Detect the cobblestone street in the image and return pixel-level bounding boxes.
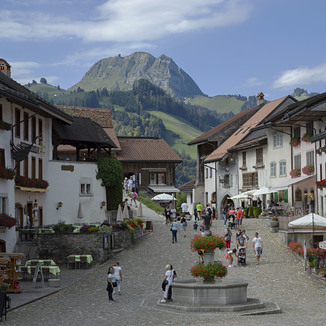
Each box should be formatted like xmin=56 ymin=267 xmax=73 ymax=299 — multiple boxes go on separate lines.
xmin=7 ymin=208 xmax=326 ymax=326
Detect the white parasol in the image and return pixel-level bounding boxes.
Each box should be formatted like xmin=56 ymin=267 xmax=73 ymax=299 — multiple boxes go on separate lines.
xmin=137 ymin=202 xmax=143 ymax=218
xmin=116 ymin=204 xmax=123 ymax=222
xmin=122 ymin=203 xmax=129 ymax=220
xmin=152 ymin=193 xmax=175 ymax=201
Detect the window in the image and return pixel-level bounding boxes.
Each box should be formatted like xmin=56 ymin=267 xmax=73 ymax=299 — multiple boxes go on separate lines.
xmin=306 ymin=151 xmax=314 ymax=167
xmin=149 ymin=172 xmax=166 ymax=185
xmin=205 ymin=168 xmax=208 ymax=179
xmin=256 ymin=148 xmax=263 ymax=164
xmin=15 ymin=108 xmax=20 ymax=138
xmin=209 ymin=168 xmax=212 ymax=178
xmin=294 ymin=155 xmax=301 ymax=170
xmin=0 ymin=149 xmax=4 ymax=168
xmin=80 ymin=178 xmax=92 ymax=196
xmin=0 ymin=197 xmax=8 ymax=214
xmin=280 ymin=160 xmax=286 ymax=176
xmin=24 ymin=157 xmax=28 ymax=177
xmin=293 ymin=126 xmax=301 ymax=139
xmin=31 ymin=157 xmax=36 ymax=179
xmin=23 ymin=112 xmax=29 ymax=140
xmin=31 ymin=116 xmax=36 ymax=141
xmin=295 ymin=189 xmax=302 ymax=202
xmin=242 ymin=172 xmax=258 ymax=187
xmin=39 ymin=158 xmax=43 ymax=179
xmin=223 ymin=174 xmax=233 ymax=188
xmin=0 ymin=104 xmax=2 ymax=120
xmin=39 ymin=119 xmax=43 ymax=144
xmin=306 ymin=121 xmax=313 ymax=135
xmin=273 ymin=132 xmax=283 ymax=148
xmin=270 ymin=162 xmax=276 ymax=177
xmin=242 ymin=152 xmax=246 ymax=167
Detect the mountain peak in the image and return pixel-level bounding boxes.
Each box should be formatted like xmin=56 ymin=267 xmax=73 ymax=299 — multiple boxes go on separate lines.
xmin=69 ymin=52 xmax=203 ymax=99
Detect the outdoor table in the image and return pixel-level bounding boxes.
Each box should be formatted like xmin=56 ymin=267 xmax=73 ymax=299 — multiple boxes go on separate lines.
xmin=24 ymin=260 xmax=60 ymax=277
xmin=67 ymin=255 xmax=93 ymax=269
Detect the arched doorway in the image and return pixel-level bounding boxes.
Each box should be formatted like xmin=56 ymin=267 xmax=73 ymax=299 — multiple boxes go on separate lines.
xmin=221 ymin=195 xmax=234 ymax=211
xmin=0 ymin=240 xmax=6 ymax=252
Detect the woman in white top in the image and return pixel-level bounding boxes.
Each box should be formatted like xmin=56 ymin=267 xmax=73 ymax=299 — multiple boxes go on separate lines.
xmin=161 ymin=264 xmax=174 ymax=303
xmin=107 ymin=266 xmax=116 ymax=303
xmin=113 ymin=262 xmax=122 ymax=295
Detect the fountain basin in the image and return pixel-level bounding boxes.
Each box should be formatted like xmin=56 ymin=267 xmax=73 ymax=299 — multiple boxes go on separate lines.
xmin=171 ymin=278 xmax=248 ymax=305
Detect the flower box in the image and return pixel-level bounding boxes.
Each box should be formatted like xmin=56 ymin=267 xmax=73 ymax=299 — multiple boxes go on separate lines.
xmin=191 ymin=262 xmax=228 ymax=280
xmin=0 ymin=214 xmax=17 ymax=229
xmin=0 ymin=120 xmax=12 ymax=131
xmin=302 ymin=165 xmax=314 ymax=175
xmin=290 ymin=137 xmax=300 ymax=147
xmin=0 ymin=166 xmax=15 ymax=180
xmin=301 ymin=133 xmax=313 ymax=142
xmin=289 ymin=168 xmax=301 ymax=178
xmin=15 ymin=176 xmax=49 ymax=189
xmin=316 ymin=179 xmax=326 ymax=188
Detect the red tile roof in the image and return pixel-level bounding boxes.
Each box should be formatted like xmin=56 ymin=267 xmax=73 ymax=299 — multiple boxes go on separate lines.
xmin=116 ymin=137 xmax=182 ymax=162
xmin=205 ymin=96 xmax=288 ymax=162
xmin=178 ymin=179 xmax=196 ymax=191
xmin=188 ymin=106 xmax=259 ymax=146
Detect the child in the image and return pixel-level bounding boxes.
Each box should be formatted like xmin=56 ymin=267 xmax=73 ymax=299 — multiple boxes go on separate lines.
xmin=225 ymin=249 xmax=237 ymax=267
xmin=198 ymin=249 xmax=204 ymax=264
xmin=193 ymin=220 xmax=198 ymax=232
xmin=200 ymin=225 xmax=205 ymax=237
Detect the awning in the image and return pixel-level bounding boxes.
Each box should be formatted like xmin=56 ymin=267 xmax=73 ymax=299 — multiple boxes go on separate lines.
xmin=16 ymin=186 xmax=49 ymax=193
xmin=269 ymin=175 xmax=315 ymax=192
xmin=148 ymin=186 xmax=180 ymax=193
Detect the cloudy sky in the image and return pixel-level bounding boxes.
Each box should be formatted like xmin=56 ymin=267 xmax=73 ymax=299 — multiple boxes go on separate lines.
xmin=2 ymin=0 xmax=326 ymax=100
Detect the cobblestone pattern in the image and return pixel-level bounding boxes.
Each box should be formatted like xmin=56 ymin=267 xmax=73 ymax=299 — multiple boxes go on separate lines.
xmin=8 ymin=214 xmax=326 ymax=326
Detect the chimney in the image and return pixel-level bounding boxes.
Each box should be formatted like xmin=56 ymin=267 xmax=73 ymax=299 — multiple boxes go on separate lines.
xmin=256 ymin=92 xmax=264 ymax=106
xmin=0 ymin=59 xmax=11 ymax=78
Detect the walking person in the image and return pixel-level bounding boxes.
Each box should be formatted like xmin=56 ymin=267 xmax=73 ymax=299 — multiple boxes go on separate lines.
xmin=252 ymin=232 xmax=263 ymax=265
xmin=224 ymin=227 xmax=232 ymax=249
xmin=161 ymin=264 xmax=174 ymax=303
xmin=196 ymin=202 xmax=202 ymax=219
xmin=164 ymin=205 xmax=171 ymax=225
xmin=170 ymin=205 xmax=177 ymax=221
xmin=180 ymin=214 xmax=187 ymax=237
xmin=236 ymin=207 xmax=243 ymax=228
xmin=113 ymin=262 xmax=122 ymax=295
xmin=222 ymin=206 xmax=228 ymax=226
xmin=107 ymin=266 xmax=116 ymax=303
xmin=131 ymin=188 xmax=138 ymax=207
xmin=181 ymin=202 xmax=189 ymax=215
xmin=171 ymin=218 xmax=179 ymax=243
xmin=193 ymin=220 xmax=198 ymax=232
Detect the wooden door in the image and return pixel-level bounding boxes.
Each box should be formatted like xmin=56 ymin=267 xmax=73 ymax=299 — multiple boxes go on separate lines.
xmin=27 ymin=203 xmax=33 ymax=227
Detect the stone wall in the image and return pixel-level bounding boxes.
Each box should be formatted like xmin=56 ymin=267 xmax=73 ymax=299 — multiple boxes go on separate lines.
xmin=35 ymin=227 xmax=144 ymax=265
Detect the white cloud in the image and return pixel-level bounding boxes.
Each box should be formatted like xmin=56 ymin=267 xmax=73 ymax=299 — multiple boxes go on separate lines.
xmin=273 ymin=63 xmax=326 ymax=89
xmin=0 ymin=0 xmax=252 ymax=42
xmin=245 ymin=77 xmax=264 ymax=87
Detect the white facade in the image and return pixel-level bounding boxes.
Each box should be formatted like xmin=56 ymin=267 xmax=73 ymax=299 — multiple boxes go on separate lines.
xmin=0 ymin=99 xmax=17 ymax=252
xmin=45 ymin=161 xmax=107 ymax=225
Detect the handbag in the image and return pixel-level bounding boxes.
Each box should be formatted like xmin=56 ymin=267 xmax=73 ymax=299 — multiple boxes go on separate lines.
xmin=113 ymin=281 xmax=117 ymax=287
xmin=162 ymin=280 xmax=168 ymax=291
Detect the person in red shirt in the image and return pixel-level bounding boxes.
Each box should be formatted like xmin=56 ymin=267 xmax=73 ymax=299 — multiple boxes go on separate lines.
xmin=236 ymin=207 xmax=243 ymax=229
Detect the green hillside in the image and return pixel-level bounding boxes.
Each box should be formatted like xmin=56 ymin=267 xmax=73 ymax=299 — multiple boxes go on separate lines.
xmin=147 ymin=110 xmax=201 ymax=159
xmin=185 ymin=95 xmax=245 ymax=114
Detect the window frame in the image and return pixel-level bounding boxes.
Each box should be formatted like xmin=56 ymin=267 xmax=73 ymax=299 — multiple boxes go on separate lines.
xmin=273 ymin=132 xmax=283 ymax=148
xmin=280 ymin=160 xmax=287 ymax=177
xmin=270 ymin=162 xmax=276 ymax=178
xmin=256 ymin=148 xmax=263 ymax=165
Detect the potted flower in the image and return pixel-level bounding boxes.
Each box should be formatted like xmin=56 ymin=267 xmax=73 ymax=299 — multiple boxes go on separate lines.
xmin=301 ymin=132 xmax=313 ymax=142
xmin=316 ymin=179 xmax=326 ymax=188
xmin=270 ymin=216 xmax=279 ymax=227
xmin=190 ymin=262 xmax=228 ymax=281
xmin=0 ymin=213 xmax=17 ymax=229
xmin=289 ymin=168 xmax=301 ymax=178
xmin=0 ymin=166 xmax=15 ymax=180
xmin=191 ymin=234 xmax=226 ymax=252
xmin=290 ymin=137 xmax=300 ymax=147
xmin=0 ymin=120 xmax=12 ymax=131
xmin=302 ymin=165 xmax=314 ymax=175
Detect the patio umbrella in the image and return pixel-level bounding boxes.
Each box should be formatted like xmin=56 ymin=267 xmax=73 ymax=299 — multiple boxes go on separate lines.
xmin=152 ymin=193 xmax=175 ymax=201
xmin=137 ymin=202 xmax=143 ymax=218
xmin=252 ymin=187 xmax=272 ymax=196
xmin=288 ymin=213 xmax=326 ymax=229
xmin=230 ymin=193 xmax=251 ymax=200
xmin=77 ymin=202 xmax=84 ymax=219
xmin=123 ymin=203 xmax=129 ymax=220
xmin=116 ymin=204 xmax=123 ymax=222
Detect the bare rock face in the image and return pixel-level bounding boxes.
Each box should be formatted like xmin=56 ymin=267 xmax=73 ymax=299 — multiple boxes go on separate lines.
xmin=69 ymin=52 xmax=203 ymax=99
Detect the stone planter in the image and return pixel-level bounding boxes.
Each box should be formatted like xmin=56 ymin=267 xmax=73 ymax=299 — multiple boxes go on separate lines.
xmin=270 ymin=220 xmax=279 ymax=228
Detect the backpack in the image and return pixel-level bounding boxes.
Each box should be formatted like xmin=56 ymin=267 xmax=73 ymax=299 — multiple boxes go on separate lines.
xmin=133 ymin=192 xmax=138 ymax=198
xmin=238 ymin=236 xmax=245 ymax=246
xmin=207 ymin=207 xmax=212 ymax=215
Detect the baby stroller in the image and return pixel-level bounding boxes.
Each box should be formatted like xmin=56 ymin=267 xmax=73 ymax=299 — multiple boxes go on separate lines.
xmin=237 ymin=248 xmax=246 ymax=266
xmin=228 ymin=216 xmax=236 ymax=229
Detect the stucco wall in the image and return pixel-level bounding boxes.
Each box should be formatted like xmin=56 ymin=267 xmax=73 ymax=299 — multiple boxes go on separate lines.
xmin=45 ymin=161 xmax=107 ymax=225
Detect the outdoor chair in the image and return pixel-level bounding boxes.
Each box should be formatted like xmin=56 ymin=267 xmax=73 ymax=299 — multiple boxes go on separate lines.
xmin=80 ymin=256 xmax=89 ymax=269
xmin=68 ymin=256 xmax=76 ymax=269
